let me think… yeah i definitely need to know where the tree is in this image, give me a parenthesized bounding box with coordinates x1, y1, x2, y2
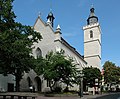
(0, 0, 42, 91)
(35, 50, 79, 92)
(103, 61, 120, 84)
(83, 67, 101, 91)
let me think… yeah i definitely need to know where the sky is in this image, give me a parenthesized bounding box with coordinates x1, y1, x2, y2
(13, 0, 120, 67)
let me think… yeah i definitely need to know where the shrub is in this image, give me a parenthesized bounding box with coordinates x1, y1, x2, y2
(53, 87, 62, 93)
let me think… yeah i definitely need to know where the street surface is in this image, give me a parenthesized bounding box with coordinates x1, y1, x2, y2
(0, 92, 120, 99)
(37, 96, 80, 99)
(36, 92, 120, 99)
(94, 92, 120, 99)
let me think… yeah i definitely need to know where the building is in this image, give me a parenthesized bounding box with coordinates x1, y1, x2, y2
(0, 74, 15, 92)
(0, 7, 101, 92)
(20, 11, 87, 92)
(83, 7, 101, 69)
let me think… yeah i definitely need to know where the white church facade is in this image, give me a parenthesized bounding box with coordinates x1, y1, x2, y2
(0, 7, 101, 92)
(20, 11, 87, 92)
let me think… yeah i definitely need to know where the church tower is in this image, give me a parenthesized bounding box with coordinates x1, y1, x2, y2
(47, 11, 55, 27)
(83, 7, 101, 69)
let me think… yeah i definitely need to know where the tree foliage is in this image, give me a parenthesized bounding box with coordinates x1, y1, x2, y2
(103, 61, 120, 84)
(0, 0, 42, 91)
(35, 50, 79, 91)
(83, 66, 101, 89)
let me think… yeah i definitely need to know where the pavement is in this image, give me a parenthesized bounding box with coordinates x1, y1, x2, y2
(36, 93, 108, 99)
(0, 92, 109, 99)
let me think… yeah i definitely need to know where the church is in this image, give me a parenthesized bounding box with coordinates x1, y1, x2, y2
(0, 7, 101, 92)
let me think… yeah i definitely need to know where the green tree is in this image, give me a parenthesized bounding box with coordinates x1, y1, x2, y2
(35, 50, 79, 91)
(103, 61, 120, 84)
(0, 0, 42, 91)
(83, 67, 101, 91)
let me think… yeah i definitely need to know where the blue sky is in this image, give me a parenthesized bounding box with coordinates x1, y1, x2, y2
(13, 0, 120, 67)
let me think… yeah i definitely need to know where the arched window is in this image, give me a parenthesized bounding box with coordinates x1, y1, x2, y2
(34, 76, 41, 91)
(27, 77, 32, 87)
(36, 47, 42, 58)
(90, 30, 93, 38)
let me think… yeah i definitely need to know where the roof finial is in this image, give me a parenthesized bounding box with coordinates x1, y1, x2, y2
(55, 24, 62, 34)
(90, 4, 95, 14)
(56, 24, 61, 31)
(38, 11, 41, 17)
(50, 0, 52, 12)
(91, 4, 94, 8)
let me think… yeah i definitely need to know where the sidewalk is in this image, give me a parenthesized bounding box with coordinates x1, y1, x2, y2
(0, 92, 108, 99)
(81, 94, 107, 99)
(36, 93, 108, 99)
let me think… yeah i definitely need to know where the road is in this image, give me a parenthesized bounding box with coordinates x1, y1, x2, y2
(0, 92, 120, 99)
(37, 96, 80, 99)
(36, 93, 120, 99)
(94, 93, 120, 99)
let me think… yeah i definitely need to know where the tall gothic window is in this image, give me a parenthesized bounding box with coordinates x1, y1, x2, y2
(36, 47, 42, 58)
(90, 30, 93, 38)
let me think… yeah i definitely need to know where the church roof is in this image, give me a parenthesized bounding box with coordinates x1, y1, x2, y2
(61, 37, 87, 64)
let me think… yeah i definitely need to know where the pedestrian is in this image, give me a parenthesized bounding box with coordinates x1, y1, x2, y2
(100, 86, 103, 94)
(29, 85, 33, 92)
(33, 86, 35, 93)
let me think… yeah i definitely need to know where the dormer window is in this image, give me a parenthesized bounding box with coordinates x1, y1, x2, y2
(90, 30, 93, 38)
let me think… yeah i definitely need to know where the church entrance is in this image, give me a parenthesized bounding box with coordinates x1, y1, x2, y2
(34, 77, 41, 92)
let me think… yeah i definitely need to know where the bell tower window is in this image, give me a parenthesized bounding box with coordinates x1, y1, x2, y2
(90, 30, 93, 38)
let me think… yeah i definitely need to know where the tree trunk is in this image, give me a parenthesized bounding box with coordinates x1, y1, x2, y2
(15, 74, 20, 92)
(15, 69, 22, 92)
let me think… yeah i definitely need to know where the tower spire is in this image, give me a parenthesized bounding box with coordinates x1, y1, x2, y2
(47, 10, 55, 27)
(87, 6, 98, 25)
(46, 0, 55, 27)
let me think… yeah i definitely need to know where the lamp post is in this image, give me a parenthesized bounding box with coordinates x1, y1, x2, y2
(78, 70, 84, 98)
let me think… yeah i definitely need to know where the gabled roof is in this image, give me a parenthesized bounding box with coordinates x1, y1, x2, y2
(33, 16, 54, 33)
(33, 16, 45, 28)
(33, 15, 87, 65)
(61, 37, 87, 64)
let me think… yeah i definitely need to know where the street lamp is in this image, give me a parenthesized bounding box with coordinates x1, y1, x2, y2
(78, 70, 84, 98)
